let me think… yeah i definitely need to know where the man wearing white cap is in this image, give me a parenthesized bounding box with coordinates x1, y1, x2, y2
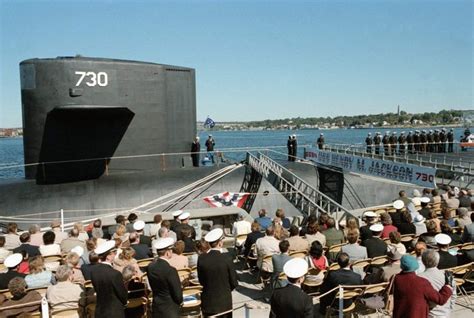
(170, 210, 183, 233)
(91, 240, 128, 318)
(317, 133, 324, 150)
(360, 211, 377, 242)
(363, 223, 388, 258)
(419, 197, 432, 219)
(435, 234, 457, 269)
(270, 258, 313, 317)
(147, 238, 183, 318)
(198, 228, 238, 317)
(414, 214, 428, 236)
(133, 220, 151, 247)
(174, 211, 196, 241)
(0, 253, 26, 289)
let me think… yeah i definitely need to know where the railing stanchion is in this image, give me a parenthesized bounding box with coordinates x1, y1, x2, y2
(338, 285, 344, 318)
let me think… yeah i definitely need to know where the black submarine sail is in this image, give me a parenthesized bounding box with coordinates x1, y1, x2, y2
(20, 56, 196, 184)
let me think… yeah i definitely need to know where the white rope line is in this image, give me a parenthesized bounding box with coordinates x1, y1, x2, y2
(129, 164, 242, 212)
(141, 164, 244, 213)
(0, 145, 312, 170)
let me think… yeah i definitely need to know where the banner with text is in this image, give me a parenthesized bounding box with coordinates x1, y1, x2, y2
(305, 148, 436, 188)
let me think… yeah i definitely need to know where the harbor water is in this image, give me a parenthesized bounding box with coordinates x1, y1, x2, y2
(0, 127, 467, 179)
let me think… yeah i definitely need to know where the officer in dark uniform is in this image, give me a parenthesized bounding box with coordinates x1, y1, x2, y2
(91, 241, 128, 318)
(447, 128, 454, 153)
(420, 130, 427, 153)
(317, 133, 325, 150)
(439, 128, 447, 153)
(382, 132, 390, 155)
(291, 135, 298, 161)
(198, 228, 238, 317)
(398, 132, 406, 154)
(287, 136, 293, 161)
(270, 258, 313, 318)
(191, 136, 201, 167)
(406, 131, 414, 154)
(413, 130, 420, 152)
(374, 132, 382, 155)
(147, 237, 183, 318)
(427, 130, 434, 153)
(389, 132, 397, 155)
(365, 133, 373, 153)
(433, 129, 440, 153)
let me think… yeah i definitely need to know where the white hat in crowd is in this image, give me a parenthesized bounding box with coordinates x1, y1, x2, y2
(133, 220, 145, 231)
(393, 200, 404, 210)
(94, 240, 116, 255)
(284, 258, 308, 279)
(153, 237, 175, 251)
(412, 197, 421, 206)
(412, 189, 421, 197)
(420, 197, 430, 204)
(178, 212, 191, 221)
(369, 224, 384, 232)
(71, 246, 84, 257)
(414, 215, 425, 223)
(204, 228, 224, 243)
(363, 211, 377, 218)
(172, 210, 184, 217)
(435, 233, 452, 246)
(4, 253, 22, 268)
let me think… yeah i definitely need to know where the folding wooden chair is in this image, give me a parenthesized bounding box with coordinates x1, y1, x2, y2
(371, 255, 389, 267)
(289, 250, 307, 259)
(326, 286, 363, 317)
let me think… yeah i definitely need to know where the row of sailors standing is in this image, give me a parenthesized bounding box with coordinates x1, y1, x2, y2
(365, 128, 455, 155)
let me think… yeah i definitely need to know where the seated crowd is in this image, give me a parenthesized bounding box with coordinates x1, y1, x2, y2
(0, 186, 472, 317)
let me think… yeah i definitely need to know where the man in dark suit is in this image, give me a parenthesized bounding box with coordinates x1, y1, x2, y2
(91, 240, 128, 318)
(0, 253, 26, 290)
(319, 253, 363, 314)
(13, 232, 40, 257)
(147, 237, 183, 318)
(363, 224, 388, 258)
(435, 234, 457, 269)
(129, 232, 152, 260)
(243, 222, 265, 259)
(270, 257, 314, 317)
(198, 228, 238, 317)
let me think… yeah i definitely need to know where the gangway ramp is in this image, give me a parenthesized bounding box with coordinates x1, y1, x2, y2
(240, 152, 355, 221)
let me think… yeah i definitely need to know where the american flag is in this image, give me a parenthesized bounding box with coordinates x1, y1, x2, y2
(203, 192, 249, 208)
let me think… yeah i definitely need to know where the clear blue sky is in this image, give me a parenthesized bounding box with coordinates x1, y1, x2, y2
(0, 0, 472, 127)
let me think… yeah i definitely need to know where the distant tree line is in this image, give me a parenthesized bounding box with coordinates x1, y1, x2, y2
(243, 109, 465, 128)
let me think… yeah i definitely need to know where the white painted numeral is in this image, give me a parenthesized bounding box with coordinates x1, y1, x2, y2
(75, 71, 108, 87)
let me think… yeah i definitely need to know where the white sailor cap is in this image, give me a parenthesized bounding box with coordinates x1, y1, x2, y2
(320, 133, 324, 136)
(393, 200, 405, 210)
(178, 212, 190, 220)
(420, 197, 430, 204)
(401, 131, 405, 134)
(94, 240, 116, 255)
(153, 237, 175, 251)
(71, 246, 84, 256)
(414, 214, 425, 223)
(369, 223, 384, 232)
(368, 133, 372, 136)
(392, 132, 396, 135)
(363, 211, 377, 218)
(411, 197, 421, 206)
(435, 233, 451, 245)
(172, 210, 184, 217)
(133, 220, 145, 231)
(204, 228, 224, 243)
(283, 258, 308, 279)
(4, 253, 22, 268)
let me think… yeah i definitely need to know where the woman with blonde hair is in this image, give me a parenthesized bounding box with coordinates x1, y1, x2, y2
(25, 255, 55, 288)
(273, 223, 288, 241)
(343, 217, 359, 238)
(113, 247, 142, 275)
(112, 224, 130, 244)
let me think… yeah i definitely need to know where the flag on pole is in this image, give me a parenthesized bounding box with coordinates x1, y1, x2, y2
(204, 116, 216, 128)
(203, 192, 249, 208)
